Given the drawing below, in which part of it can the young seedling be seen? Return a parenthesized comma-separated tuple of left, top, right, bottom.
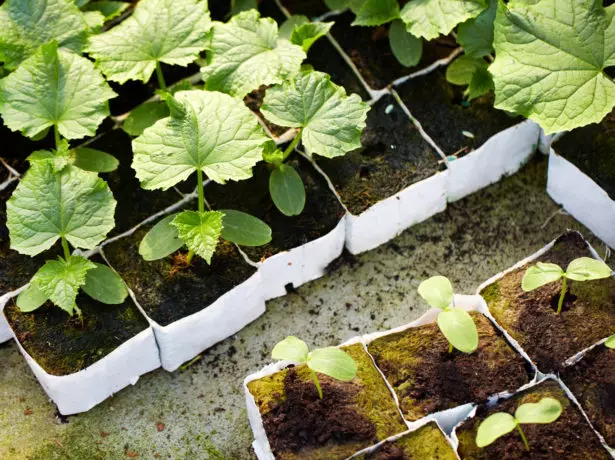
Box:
(271, 336, 357, 399)
(521, 257, 612, 314)
(418, 276, 479, 353)
(7, 152, 127, 319)
(132, 90, 273, 264)
(605, 335, 615, 349)
(476, 397, 563, 451)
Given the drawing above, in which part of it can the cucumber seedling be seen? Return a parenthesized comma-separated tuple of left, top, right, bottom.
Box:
(271, 336, 357, 399)
(521, 257, 612, 314)
(476, 397, 563, 451)
(605, 335, 615, 349)
(418, 276, 479, 353)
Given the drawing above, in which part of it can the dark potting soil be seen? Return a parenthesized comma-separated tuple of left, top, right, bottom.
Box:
(316, 94, 441, 215)
(245, 86, 290, 138)
(481, 232, 615, 373)
(248, 343, 407, 459)
(367, 312, 530, 422)
(330, 12, 458, 90)
(206, 156, 345, 262)
(561, 344, 615, 447)
(456, 380, 610, 459)
(356, 422, 457, 460)
(0, 120, 46, 174)
(279, 0, 331, 17)
(104, 224, 256, 327)
(555, 109, 615, 200)
(4, 257, 148, 376)
(396, 68, 522, 156)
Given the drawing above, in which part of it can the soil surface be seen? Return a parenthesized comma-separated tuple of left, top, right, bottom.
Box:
(331, 12, 458, 90)
(481, 232, 615, 373)
(206, 156, 345, 263)
(4, 257, 148, 376)
(104, 224, 256, 327)
(561, 344, 615, 447)
(316, 94, 441, 215)
(456, 380, 610, 459)
(367, 312, 530, 421)
(396, 68, 522, 156)
(356, 422, 457, 460)
(555, 109, 615, 200)
(244, 85, 290, 138)
(279, 0, 330, 17)
(248, 343, 406, 459)
(0, 121, 43, 175)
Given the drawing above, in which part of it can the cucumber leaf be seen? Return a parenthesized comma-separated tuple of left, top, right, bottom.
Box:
(272, 336, 309, 362)
(220, 210, 272, 247)
(490, 0, 615, 134)
(446, 55, 493, 100)
(389, 19, 423, 67)
(352, 0, 400, 27)
(0, 42, 116, 140)
(605, 335, 615, 349)
(475, 412, 517, 448)
(139, 214, 185, 261)
(437, 308, 479, 353)
(16, 282, 49, 313)
(122, 101, 170, 137)
(457, 0, 497, 58)
(32, 255, 96, 316)
(307, 347, 358, 381)
(7, 161, 116, 256)
(82, 1, 130, 21)
(132, 90, 269, 189)
(521, 262, 564, 291)
(82, 262, 128, 304)
(566, 257, 612, 281)
(201, 10, 306, 97)
(269, 164, 306, 216)
(291, 22, 333, 52)
(171, 210, 224, 264)
(400, 0, 487, 40)
(515, 398, 562, 424)
(261, 71, 369, 158)
(87, 0, 211, 83)
(418, 275, 453, 310)
(73, 148, 119, 173)
(231, 0, 257, 15)
(0, 0, 89, 70)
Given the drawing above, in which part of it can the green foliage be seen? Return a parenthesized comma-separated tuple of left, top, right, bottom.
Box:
(400, 0, 487, 40)
(279, 15, 332, 52)
(389, 19, 423, 67)
(82, 263, 128, 305)
(351, 0, 400, 27)
(16, 283, 49, 313)
(269, 164, 306, 216)
(139, 214, 186, 261)
(170, 211, 224, 264)
(122, 101, 171, 137)
(219, 210, 272, 247)
(81, 1, 129, 21)
(457, 0, 497, 58)
(418, 275, 453, 309)
(606, 335, 615, 349)
(72, 148, 119, 173)
(446, 55, 493, 101)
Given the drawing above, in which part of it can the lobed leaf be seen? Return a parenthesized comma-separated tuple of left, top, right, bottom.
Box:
(400, 0, 487, 40)
(475, 412, 517, 448)
(171, 210, 224, 264)
(220, 210, 272, 247)
(290, 22, 333, 52)
(437, 308, 479, 353)
(139, 214, 185, 261)
(269, 165, 306, 216)
(307, 347, 358, 381)
(418, 275, 453, 310)
(272, 336, 309, 363)
(515, 397, 562, 425)
(521, 262, 564, 292)
(565, 257, 612, 282)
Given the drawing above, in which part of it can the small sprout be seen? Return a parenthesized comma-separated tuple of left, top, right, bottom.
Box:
(476, 397, 563, 451)
(418, 276, 479, 354)
(522, 257, 612, 314)
(605, 335, 615, 349)
(271, 336, 357, 399)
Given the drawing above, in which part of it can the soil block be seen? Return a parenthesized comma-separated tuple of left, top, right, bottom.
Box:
(355, 422, 457, 460)
(455, 380, 610, 459)
(245, 86, 290, 138)
(4, 257, 149, 376)
(396, 68, 521, 156)
(480, 232, 615, 373)
(103, 221, 257, 327)
(554, 109, 615, 200)
(561, 344, 615, 447)
(367, 312, 530, 422)
(247, 343, 407, 459)
(330, 12, 458, 90)
(316, 94, 441, 215)
(279, 0, 331, 17)
(206, 156, 345, 263)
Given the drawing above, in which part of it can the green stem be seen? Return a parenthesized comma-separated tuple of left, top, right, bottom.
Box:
(155, 61, 167, 91)
(197, 169, 205, 213)
(61, 237, 70, 260)
(557, 275, 567, 314)
(280, 130, 303, 163)
(516, 424, 530, 451)
(448, 343, 453, 354)
(310, 369, 323, 399)
(54, 125, 61, 150)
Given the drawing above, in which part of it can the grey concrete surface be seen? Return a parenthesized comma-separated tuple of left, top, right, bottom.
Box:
(0, 156, 609, 459)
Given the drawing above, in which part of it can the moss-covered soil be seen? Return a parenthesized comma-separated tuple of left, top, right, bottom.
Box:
(367, 312, 530, 421)
(456, 380, 610, 459)
(561, 344, 615, 447)
(317, 94, 442, 215)
(247, 343, 407, 459)
(480, 232, 615, 373)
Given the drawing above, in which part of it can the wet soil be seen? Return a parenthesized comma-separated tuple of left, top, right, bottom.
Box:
(367, 312, 530, 421)
(561, 344, 615, 447)
(248, 343, 407, 459)
(396, 69, 521, 156)
(555, 109, 615, 200)
(4, 257, 148, 376)
(316, 94, 441, 215)
(279, 0, 330, 17)
(206, 156, 345, 262)
(244, 85, 290, 138)
(456, 380, 610, 459)
(0, 120, 45, 174)
(480, 232, 615, 373)
(357, 422, 457, 460)
(330, 12, 458, 90)
(103, 224, 256, 327)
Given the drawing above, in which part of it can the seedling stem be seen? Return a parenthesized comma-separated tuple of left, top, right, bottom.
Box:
(155, 61, 167, 91)
(557, 275, 567, 314)
(515, 424, 530, 451)
(310, 368, 323, 399)
(280, 130, 303, 163)
(54, 125, 61, 150)
(448, 343, 453, 353)
(61, 236, 70, 260)
(186, 168, 206, 265)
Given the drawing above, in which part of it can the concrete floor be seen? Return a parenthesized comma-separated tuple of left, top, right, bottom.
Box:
(0, 156, 608, 459)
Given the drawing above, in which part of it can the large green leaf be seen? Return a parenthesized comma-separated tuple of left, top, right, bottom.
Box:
(475, 412, 517, 448)
(566, 257, 612, 281)
(490, 0, 615, 135)
(352, 0, 400, 26)
(418, 275, 453, 310)
(269, 164, 306, 216)
(457, 0, 497, 58)
(0, 42, 116, 140)
(437, 308, 479, 353)
(170, 210, 224, 264)
(389, 19, 423, 67)
(261, 71, 369, 158)
(82, 262, 128, 305)
(0, 0, 89, 70)
(307, 347, 358, 381)
(272, 336, 309, 362)
(122, 101, 170, 137)
(515, 397, 562, 424)
(7, 161, 116, 256)
(521, 262, 564, 291)
(139, 213, 185, 261)
(201, 10, 306, 97)
(132, 91, 269, 189)
(87, 0, 211, 83)
(400, 0, 487, 40)
(220, 210, 272, 247)
(32, 255, 96, 316)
